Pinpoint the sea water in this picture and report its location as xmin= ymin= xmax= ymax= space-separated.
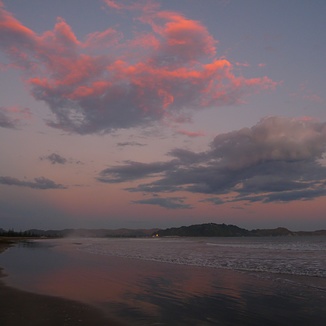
xmin=75 ymin=236 xmax=326 ymax=278
xmin=1 ymin=236 xmax=326 ymax=325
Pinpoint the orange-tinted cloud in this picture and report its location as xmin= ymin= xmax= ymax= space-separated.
xmin=143 ymin=10 xmax=217 ymax=65
xmin=0 ymin=2 xmax=277 ymax=134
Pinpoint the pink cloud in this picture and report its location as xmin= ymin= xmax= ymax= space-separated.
xmin=235 ymin=62 xmax=250 ymax=67
xmin=103 ymin=0 xmax=159 ymax=13
xmin=177 ymin=130 xmax=206 ymax=138
xmin=8 ymin=106 xmax=32 ymax=119
xmin=84 ymin=28 xmax=122 ymax=49
xmin=146 ymin=11 xmax=217 ymax=64
xmin=290 ymin=83 xmax=324 ymax=104
xmin=0 ymin=2 xmax=277 ymax=134
xmin=103 ymin=0 xmax=123 ymax=10
xmin=301 ymin=92 xmax=324 ymax=104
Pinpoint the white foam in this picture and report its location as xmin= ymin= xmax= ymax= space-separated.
xmin=70 ymin=236 xmax=326 ymax=278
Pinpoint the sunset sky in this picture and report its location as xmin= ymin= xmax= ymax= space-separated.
xmin=1 ymin=0 xmax=326 ymax=231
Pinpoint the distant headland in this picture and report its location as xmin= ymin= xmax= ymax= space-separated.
xmin=152 ymin=223 xmax=326 ymax=237
xmin=1 ymin=223 xmax=326 ymax=239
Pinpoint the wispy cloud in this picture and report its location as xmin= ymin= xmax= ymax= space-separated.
xmin=40 ymin=152 xmax=82 ymax=165
xmin=0 ymin=176 xmax=67 ymax=189
xmin=116 ymin=141 xmax=146 ymax=147
xmin=98 ymin=116 xmax=326 ymax=204
xmin=0 ymin=1 xmax=276 ymax=134
xmin=133 ymin=196 xmax=192 ymax=209
xmin=98 ymin=160 xmax=176 ymax=183
xmin=0 ymin=108 xmax=15 ymax=129
xmin=0 ymin=106 xmax=31 ymax=129
xmin=41 ymin=153 xmax=68 ymax=165
xmin=176 ymin=129 xmax=205 ymax=138
xmin=291 ymin=82 xmax=324 ymax=104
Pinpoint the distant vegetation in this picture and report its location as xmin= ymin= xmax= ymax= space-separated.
xmin=0 ymin=228 xmax=40 ymax=238
xmin=0 ymin=227 xmax=160 ymax=238
xmin=152 ymin=223 xmax=326 ymax=237
xmin=1 ymin=224 xmax=325 ymax=239
xmin=153 ymin=223 xmax=250 ymax=237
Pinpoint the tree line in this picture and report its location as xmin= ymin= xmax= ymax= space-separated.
xmin=0 ymin=229 xmax=40 ymax=238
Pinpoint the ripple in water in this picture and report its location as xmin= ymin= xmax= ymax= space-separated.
xmin=76 ymin=236 xmax=326 ymax=278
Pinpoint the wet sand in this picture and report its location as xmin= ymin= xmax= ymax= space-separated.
xmin=0 ymin=240 xmax=124 ymax=326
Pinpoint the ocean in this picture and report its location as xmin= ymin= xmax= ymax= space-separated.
xmin=1 ymin=236 xmax=326 ymax=325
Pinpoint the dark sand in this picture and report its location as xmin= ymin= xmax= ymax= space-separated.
xmin=0 ymin=240 xmax=124 ymax=326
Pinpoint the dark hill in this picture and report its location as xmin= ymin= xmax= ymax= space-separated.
xmin=153 ymin=223 xmax=251 ymax=237
xmin=250 ymin=227 xmax=294 ymax=237
xmin=152 ymin=224 xmax=326 ymax=237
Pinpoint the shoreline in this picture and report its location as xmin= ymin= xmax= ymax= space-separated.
xmin=0 ymin=239 xmax=126 ymax=326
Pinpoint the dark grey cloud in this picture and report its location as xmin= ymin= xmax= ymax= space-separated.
xmin=117 ymin=141 xmax=146 ymax=147
xmin=132 ymin=197 xmax=192 ymax=209
xmin=40 ymin=153 xmax=83 ymax=165
xmin=98 ymin=160 xmax=178 ymax=183
xmin=0 ymin=176 xmax=67 ymax=189
xmin=203 ymin=181 xmax=326 ymax=206
xmin=200 ymin=197 xmax=225 ymax=205
xmin=231 ymin=183 xmax=326 ymax=204
xmin=41 ymin=153 xmax=67 ymax=165
xmin=98 ymin=116 xmax=326 ymax=204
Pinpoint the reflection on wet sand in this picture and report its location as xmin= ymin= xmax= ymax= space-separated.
xmin=1 ymin=241 xmax=326 ymax=325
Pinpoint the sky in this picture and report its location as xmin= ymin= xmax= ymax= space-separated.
xmin=0 ymin=0 xmax=326 ymax=231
